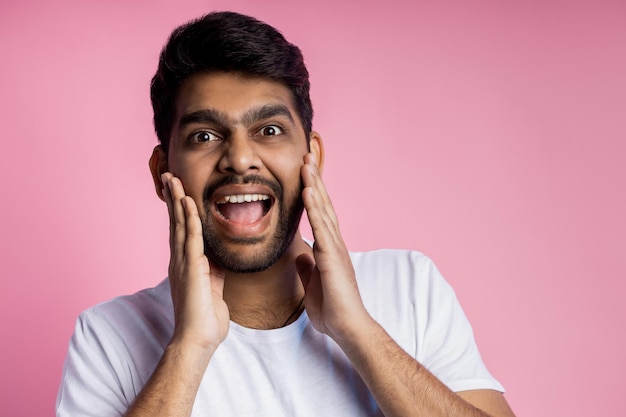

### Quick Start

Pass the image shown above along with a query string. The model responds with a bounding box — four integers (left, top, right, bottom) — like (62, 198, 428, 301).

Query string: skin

(126, 71, 516, 416)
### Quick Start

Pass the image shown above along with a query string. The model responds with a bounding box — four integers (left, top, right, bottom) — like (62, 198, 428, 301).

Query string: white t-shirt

(56, 249, 504, 416)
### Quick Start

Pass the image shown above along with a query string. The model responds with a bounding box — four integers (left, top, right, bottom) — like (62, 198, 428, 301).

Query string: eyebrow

(178, 108, 230, 130)
(178, 104, 295, 131)
(241, 104, 295, 126)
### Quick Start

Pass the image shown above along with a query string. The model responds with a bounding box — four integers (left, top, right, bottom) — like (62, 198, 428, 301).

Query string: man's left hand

(296, 152, 374, 344)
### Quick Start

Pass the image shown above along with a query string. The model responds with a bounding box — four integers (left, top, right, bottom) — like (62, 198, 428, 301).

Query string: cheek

(273, 142, 308, 170)
(280, 165, 306, 206)
(269, 152, 305, 186)
(168, 155, 213, 202)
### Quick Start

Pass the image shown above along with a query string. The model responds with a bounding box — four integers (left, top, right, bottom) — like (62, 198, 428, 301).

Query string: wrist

(167, 333, 219, 369)
(329, 313, 381, 353)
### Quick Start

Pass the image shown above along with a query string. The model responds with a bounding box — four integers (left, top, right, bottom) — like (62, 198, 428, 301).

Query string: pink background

(1, 0, 624, 416)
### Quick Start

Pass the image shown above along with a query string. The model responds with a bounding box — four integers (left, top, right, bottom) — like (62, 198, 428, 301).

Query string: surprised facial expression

(163, 72, 315, 272)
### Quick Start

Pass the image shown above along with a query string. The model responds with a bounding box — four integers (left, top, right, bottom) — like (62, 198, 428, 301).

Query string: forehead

(174, 72, 300, 126)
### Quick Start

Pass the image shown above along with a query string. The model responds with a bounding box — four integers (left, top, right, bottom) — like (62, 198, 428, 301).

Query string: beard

(200, 174, 304, 273)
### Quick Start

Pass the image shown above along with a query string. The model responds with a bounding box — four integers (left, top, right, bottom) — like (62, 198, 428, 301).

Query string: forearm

(124, 340, 215, 417)
(336, 319, 494, 417)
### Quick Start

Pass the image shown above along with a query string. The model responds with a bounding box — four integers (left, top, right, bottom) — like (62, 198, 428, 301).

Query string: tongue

(219, 201, 266, 224)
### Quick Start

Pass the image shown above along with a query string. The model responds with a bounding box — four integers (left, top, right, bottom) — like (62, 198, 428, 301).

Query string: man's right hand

(161, 172, 229, 352)
(124, 174, 229, 416)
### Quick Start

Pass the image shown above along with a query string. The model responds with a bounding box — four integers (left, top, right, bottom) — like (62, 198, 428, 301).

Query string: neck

(222, 233, 310, 329)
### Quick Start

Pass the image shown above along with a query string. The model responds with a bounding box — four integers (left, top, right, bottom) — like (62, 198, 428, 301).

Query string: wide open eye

(190, 130, 221, 143)
(258, 125, 284, 136)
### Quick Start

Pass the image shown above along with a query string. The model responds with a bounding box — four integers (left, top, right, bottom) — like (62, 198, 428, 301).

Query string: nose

(217, 131, 260, 175)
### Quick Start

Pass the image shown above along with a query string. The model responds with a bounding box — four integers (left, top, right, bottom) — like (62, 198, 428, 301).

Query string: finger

(295, 253, 316, 291)
(301, 162, 343, 252)
(181, 196, 227, 303)
(302, 154, 338, 225)
(181, 196, 205, 263)
(161, 173, 176, 256)
(209, 261, 226, 299)
(296, 253, 323, 314)
(166, 175, 187, 271)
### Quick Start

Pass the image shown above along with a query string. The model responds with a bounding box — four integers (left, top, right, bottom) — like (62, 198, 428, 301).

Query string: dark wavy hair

(150, 11, 313, 151)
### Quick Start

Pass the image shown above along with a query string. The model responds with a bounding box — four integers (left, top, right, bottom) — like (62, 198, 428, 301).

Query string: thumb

(295, 253, 316, 290)
(209, 262, 226, 297)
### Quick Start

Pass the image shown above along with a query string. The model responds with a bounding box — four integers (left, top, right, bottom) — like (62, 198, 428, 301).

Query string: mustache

(203, 175, 283, 202)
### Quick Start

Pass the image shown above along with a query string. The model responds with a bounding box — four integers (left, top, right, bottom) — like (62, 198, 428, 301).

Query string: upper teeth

(218, 194, 270, 204)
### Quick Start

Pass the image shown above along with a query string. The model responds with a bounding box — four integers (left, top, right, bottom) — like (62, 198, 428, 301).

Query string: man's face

(159, 72, 316, 272)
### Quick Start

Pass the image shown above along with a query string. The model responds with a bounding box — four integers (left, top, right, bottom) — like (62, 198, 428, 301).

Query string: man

(57, 11, 515, 417)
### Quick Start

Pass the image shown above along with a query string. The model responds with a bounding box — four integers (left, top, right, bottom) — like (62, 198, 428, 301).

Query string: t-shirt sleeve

(415, 254, 505, 393)
(56, 311, 131, 417)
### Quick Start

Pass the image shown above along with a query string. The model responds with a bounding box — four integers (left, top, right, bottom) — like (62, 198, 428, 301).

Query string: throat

(229, 298, 305, 330)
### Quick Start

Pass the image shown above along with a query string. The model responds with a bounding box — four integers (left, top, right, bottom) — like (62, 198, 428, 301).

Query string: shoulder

(349, 248, 463, 348)
(349, 248, 450, 294)
(58, 280, 173, 414)
(350, 248, 434, 269)
(83, 278, 171, 316)
(75, 279, 174, 347)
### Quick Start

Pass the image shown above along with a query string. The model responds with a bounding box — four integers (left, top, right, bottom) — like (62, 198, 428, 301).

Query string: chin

(205, 236, 288, 274)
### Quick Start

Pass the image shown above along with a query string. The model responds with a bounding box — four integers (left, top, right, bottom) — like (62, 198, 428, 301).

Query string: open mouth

(215, 194, 273, 225)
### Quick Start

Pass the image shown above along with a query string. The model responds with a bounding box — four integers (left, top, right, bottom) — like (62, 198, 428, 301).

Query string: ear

(308, 131, 325, 175)
(148, 145, 168, 202)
